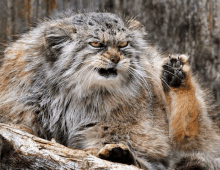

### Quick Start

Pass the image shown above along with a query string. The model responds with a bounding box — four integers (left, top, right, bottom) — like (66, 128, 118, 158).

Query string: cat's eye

(89, 42, 102, 48)
(118, 42, 128, 48)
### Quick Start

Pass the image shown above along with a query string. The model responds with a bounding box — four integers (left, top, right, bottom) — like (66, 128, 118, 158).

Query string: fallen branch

(0, 123, 140, 170)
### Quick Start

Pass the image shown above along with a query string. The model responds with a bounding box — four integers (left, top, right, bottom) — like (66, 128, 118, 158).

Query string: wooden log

(0, 123, 140, 170)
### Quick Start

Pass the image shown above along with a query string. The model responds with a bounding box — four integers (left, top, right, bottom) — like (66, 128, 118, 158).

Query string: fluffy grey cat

(0, 11, 220, 169)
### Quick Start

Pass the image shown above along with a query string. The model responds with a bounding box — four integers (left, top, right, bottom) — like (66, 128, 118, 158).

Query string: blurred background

(0, 0, 220, 104)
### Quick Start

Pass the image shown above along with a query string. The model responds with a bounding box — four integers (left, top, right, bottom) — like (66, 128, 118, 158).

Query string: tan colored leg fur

(164, 55, 200, 144)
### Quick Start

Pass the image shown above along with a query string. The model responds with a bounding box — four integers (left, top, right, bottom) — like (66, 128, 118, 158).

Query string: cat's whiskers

(132, 61, 178, 89)
(128, 67, 153, 101)
(132, 62, 170, 91)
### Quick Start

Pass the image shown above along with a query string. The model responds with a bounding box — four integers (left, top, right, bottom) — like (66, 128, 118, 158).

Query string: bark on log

(0, 123, 140, 170)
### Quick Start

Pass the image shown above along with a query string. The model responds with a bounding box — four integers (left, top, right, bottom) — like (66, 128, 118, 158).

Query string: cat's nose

(110, 56, 120, 64)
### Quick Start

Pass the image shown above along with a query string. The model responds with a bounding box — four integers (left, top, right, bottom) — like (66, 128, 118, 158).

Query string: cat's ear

(43, 24, 75, 62)
(127, 19, 147, 38)
(127, 19, 143, 31)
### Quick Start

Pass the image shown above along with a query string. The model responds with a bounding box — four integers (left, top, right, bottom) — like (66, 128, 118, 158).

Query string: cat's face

(44, 13, 148, 93)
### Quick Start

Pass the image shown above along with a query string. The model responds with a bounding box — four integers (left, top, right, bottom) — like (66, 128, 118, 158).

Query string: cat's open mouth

(97, 68, 117, 78)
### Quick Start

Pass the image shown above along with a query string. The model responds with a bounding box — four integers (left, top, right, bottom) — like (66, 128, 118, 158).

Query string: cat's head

(42, 12, 150, 95)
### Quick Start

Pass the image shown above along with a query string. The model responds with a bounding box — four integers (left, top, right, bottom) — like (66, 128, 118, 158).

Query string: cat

(0, 11, 220, 169)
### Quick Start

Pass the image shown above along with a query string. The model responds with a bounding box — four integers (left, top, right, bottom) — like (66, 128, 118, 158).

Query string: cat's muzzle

(98, 67, 117, 78)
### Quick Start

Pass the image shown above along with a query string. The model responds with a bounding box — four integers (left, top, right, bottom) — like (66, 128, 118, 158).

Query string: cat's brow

(88, 36, 100, 40)
(126, 35, 132, 39)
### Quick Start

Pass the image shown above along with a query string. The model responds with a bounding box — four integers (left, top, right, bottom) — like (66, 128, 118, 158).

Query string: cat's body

(0, 12, 219, 169)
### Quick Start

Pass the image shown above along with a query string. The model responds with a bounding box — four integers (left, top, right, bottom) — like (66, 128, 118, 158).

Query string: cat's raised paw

(162, 54, 189, 91)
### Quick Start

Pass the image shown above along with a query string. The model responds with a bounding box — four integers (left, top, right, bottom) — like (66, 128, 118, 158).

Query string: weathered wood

(30, 0, 38, 25)
(47, 0, 59, 16)
(38, 0, 47, 19)
(0, 123, 140, 170)
(0, 0, 7, 60)
(15, 0, 30, 34)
